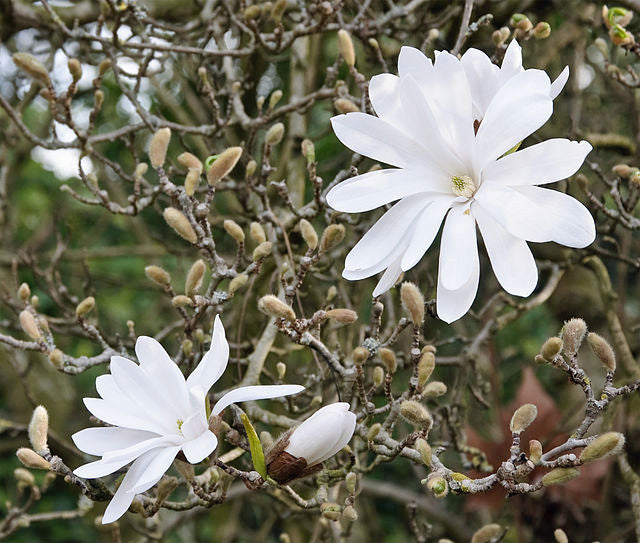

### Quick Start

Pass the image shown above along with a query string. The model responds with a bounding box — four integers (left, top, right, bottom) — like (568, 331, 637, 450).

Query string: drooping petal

(499, 40, 523, 84)
(474, 69, 552, 175)
(474, 203, 538, 296)
(128, 446, 181, 494)
(436, 252, 480, 324)
(550, 66, 570, 99)
(182, 430, 218, 464)
(438, 205, 479, 291)
(368, 73, 401, 121)
(482, 139, 592, 186)
(460, 47, 500, 120)
(212, 384, 304, 416)
(327, 169, 449, 214)
(372, 255, 403, 297)
(72, 427, 158, 457)
(185, 315, 229, 393)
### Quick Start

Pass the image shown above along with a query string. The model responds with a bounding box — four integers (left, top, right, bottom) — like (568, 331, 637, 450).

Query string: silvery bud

(28, 405, 49, 454)
(207, 147, 242, 186)
(319, 224, 345, 252)
(253, 241, 273, 260)
(337, 29, 356, 66)
(554, 529, 568, 543)
(326, 308, 358, 324)
(561, 318, 588, 353)
(149, 127, 171, 169)
(423, 381, 447, 398)
(540, 337, 563, 361)
(400, 400, 432, 427)
(471, 524, 502, 543)
(529, 440, 542, 464)
(16, 448, 51, 470)
(75, 296, 95, 318)
(587, 332, 616, 372)
(229, 274, 249, 295)
(400, 282, 425, 326)
(224, 219, 245, 244)
(163, 208, 197, 243)
(145, 265, 171, 286)
(580, 432, 625, 462)
(258, 294, 295, 321)
(20, 310, 41, 340)
(510, 403, 538, 433)
(299, 219, 318, 250)
(185, 259, 206, 296)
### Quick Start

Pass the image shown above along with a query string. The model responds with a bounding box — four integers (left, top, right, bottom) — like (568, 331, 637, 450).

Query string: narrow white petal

(482, 139, 592, 186)
(439, 205, 479, 291)
(368, 73, 401, 121)
(342, 237, 408, 281)
(186, 315, 229, 393)
(474, 70, 552, 175)
(436, 254, 480, 324)
(327, 169, 450, 214)
(474, 203, 538, 296)
(550, 66, 570, 99)
(398, 46, 433, 80)
(460, 48, 500, 120)
(372, 255, 403, 297)
(212, 385, 304, 416)
(182, 430, 218, 464)
(499, 40, 523, 84)
(72, 427, 158, 456)
(128, 446, 181, 494)
(180, 400, 208, 441)
(74, 458, 129, 479)
(83, 398, 165, 434)
(101, 436, 179, 465)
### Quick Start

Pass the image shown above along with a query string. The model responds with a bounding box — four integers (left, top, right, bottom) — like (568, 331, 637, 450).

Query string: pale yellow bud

(16, 448, 51, 470)
(417, 351, 436, 388)
(276, 361, 286, 380)
(367, 423, 381, 440)
(326, 308, 358, 324)
(580, 432, 625, 462)
(250, 222, 267, 244)
(379, 347, 396, 373)
(327, 285, 337, 302)
(145, 265, 171, 286)
(20, 310, 41, 340)
(246, 160, 257, 178)
(373, 366, 384, 387)
(163, 207, 197, 243)
(400, 282, 424, 326)
(529, 440, 543, 464)
(99, 59, 111, 76)
(185, 259, 206, 296)
(253, 241, 273, 260)
(18, 283, 31, 302)
(554, 529, 568, 543)
(510, 403, 537, 433)
(244, 4, 261, 19)
(471, 524, 502, 543)
(425, 474, 448, 498)
(177, 152, 203, 172)
(258, 295, 295, 321)
(75, 296, 95, 318)
(342, 505, 358, 521)
(48, 348, 64, 370)
(320, 502, 341, 521)
(299, 219, 318, 250)
(229, 274, 249, 295)
(532, 21, 551, 39)
(334, 98, 359, 113)
(345, 472, 357, 493)
(320, 224, 345, 252)
(269, 89, 283, 108)
(352, 346, 369, 366)
(149, 127, 171, 169)
(134, 162, 148, 180)
(542, 467, 580, 486)
(14, 467, 35, 486)
(337, 29, 356, 66)
(184, 168, 201, 196)
(13, 52, 50, 84)
(265, 123, 285, 146)
(224, 219, 245, 244)
(423, 381, 447, 398)
(400, 400, 432, 427)
(301, 139, 315, 163)
(172, 295, 193, 307)
(182, 339, 193, 357)
(541, 337, 563, 361)
(587, 332, 616, 372)
(415, 438, 432, 467)
(207, 147, 242, 186)
(28, 405, 49, 453)
(68, 58, 82, 82)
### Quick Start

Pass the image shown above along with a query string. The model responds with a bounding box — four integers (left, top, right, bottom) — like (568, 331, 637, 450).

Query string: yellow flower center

(450, 175, 476, 199)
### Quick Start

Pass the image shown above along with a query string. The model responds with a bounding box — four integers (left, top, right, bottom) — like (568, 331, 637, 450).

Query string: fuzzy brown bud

(554, 529, 568, 543)
(471, 524, 502, 543)
(379, 348, 396, 373)
(510, 403, 538, 433)
(253, 241, 273, 260)
(184, 168, 201, 197)
(145, 265, 171, 286)
(337, 29, 356, 66)
(541, 337, 563, 361)
(207, 147, 242, 186)
(400, 400, 432, 427)
(163, 208, 197, 243)
(542, 467, 580, 486)
(224, 219, 245, 244)
(265, 123, 285, 146)
(334, 98, 359, 114)
(177, 152, 203, 172)
(258, 295, 295, 321)
(580, 432, 625, 462)
(13, 52, 50, 84)
(319, 224, 345, 252)
(561, 318, 587, 355)
(149, 127, 171, 169)
(16, 448, 51, 470)
(18, 283, 31, 302)
(400, 282, 424, 326)
(28, 406, 49, 453)
(418, 351, 436, 388)
(185, 260, 206, 296)
(229, 274, 249, 295)
(299, 219, 318, 250)
(326, 308, 358, 324)
(415, 438, 432, 467)
(373, 366, 384, 387)
(529, 440, 543, 464)
(423, 381, 447, 398)
(352, 346, 369, 366)
(68, 58, 82, 82)
(75, 296, 95, 318)
(20, 310, 41, 340)
(172, 295, 192, 307)
(250, 222, 267, 244)
(587, 332, 616, 372)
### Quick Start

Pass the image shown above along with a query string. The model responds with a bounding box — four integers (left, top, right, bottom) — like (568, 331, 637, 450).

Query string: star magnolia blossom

(72, 316, 303, 523)
(327, 42, 595, 323)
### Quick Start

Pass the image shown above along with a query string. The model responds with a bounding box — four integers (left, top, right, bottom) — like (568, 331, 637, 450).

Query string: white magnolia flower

(72, 315, 303, 523)
(266, 402, 356, 483)
(327, 44, 595, 323)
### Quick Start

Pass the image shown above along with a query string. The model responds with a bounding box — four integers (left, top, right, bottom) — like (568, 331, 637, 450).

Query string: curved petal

(186, 315, 229, 393)
(474, 69, 552, 175)
(327, 169, 450, 214)
(72, 427, 158, 457)
(101, 436, 180, 465)
(439, 205, 479, 291)
(460, 47, 500, 120)
(181, 391, 208, 441)
(128, 446, 181, 494)
(499, 40, 523, 84)
(482, 139, 592, 186)
(372, 255, 403, 297)
(314, 411, 357, 464)
(436, 253, 480, 324)
(182, 430, 218, 464)
(342, 235, 408, 281)
(212, 384, 304, 416)
(550, 66, 570, 99)
(474, 202, 538, 296)
(398, 46, 433, 81)
(368, 73, 401, 121)
(83, 398, 166, 434)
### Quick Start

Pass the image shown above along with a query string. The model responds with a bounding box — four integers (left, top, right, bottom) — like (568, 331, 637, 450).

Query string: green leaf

(240, 413, 267, 479)
(204, 154, 219, 172)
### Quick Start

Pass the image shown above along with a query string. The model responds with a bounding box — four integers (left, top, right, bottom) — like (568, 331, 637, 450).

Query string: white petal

(180, 396, 208, 441)
(94, 375, 148, 419)
(331, 113, 428, 169)
(101, 436, 179, 464)
(327, 169, 450, 214)
(372, 255, 403, 297)
(436, 253, 480, 323)
(460, 48, 500, 120)
(74, 459, 130, 479)
(439, 205, 479, 291)
(400, 196, 455, 271)
(398, 46, 433, 81)
(344, 194, 432, 272)
(72, 427, 158, 456)
(368, 73, 401, 121)
(313, 411, 357, 464)
(474, 203, 538, 296)
(474, 70, 552, 175)
(186, 315, 229, 393)
(212, 384, 304, 416)
(182, 430, 218, 464)
(499, 40, 523, 84)
(83, 398, 165, 434)
(128, 446, 181, 494)
(342, 237, 408, 281)
(482, 139, 592, 186)
(550, 66, 570, 99)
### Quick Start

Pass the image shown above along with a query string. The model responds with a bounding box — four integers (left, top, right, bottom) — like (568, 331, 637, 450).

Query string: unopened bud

(14, 467, 35, 486)
(511, 13, 532, 31)
(418, 351, 436, 387)
(182, 339, 193, 356)
(612, 163, 632, 177)
(471, 524, 502, 543)
(18, 283, 31, 302)
(326, 308, 357, 324)
(75, 296, 95, 318)
(425, 474, 448, 498)
(163, 207, 197, 243)
(172, 295, 192, 307)
(224, 219, 245, 244)
(185, 260, 206, 296)
(28, 405, 49, 453)
(529, 440, 543, 464)
(373, 366, 384, 387)
(16, 448, 50, 470)
(177, 152, 203, 172)
(320, 224, 345, 252)
(276, 361, 286, 379)
(99, 59, 112, 76)
(492, 27, 510, 46)
(379, 348, 396, 373)
(610, 24, 634, 46)
(207, 147, 242, 186)
(155, 476, 178, 504)
(299, 219, 318, 250)
(400, 400, 432, 427)
(352, 346, 369, 366)
(532, 21, 551, 39)
(244, 4, 261, 19)
(20, 310, 41, 340)
(229, 274, 249, 295)
(400, 282, 424, 326)
(184, 168, 201, 196)
(342, 505, 358, 521)
(258, 295, 295, 321)
(334, 98, 359, 113)
(301, 139, 315, 163)
(48, 348, 64, 369)
(554, 529, 568, 543)
(541, 337, 563, 361)
(174, 459, 195, 481)
(145, 265, 171, 286)
(250, 222, 267, 244)
(320, 502, 341, 521)
(253, 241, 273, 260)
(149, 127, 171, 169)
(246, 160, 257, 178)
(595, 37, 609, 58)
(367, 423, 381, 440)
(13, 52, 50, 84)
(542, 467, 580, 486)
(423, 381, 447, 398)
(269, 89, 283, 109)
(68, 58, 82, 82)
(587, 332, 616, 372)
(265, 123, 285, 146)
(337, 29, 356, 66)
(510, 404, 537, 433)
(580, 432, 625, 462)
(415, 438, 432, 467)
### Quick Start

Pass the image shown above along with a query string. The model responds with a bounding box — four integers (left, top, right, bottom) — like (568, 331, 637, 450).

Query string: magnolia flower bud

(471, 524, 502, 543)
(244, 4, 261, 19)
(299, 219, 318, 250)
(415, 438, 432, 467)
(540, 337, 563, 361)
(14, 467, 36, 486)
(423, 381, 447, 398)
(400, 400, 432, 427)
(253, 241, 273, 260)
(16, 448, 51, 470)
(276, 361, 286, 380)
(326, 308, 358, 324)
(379, 348, 396, 373)
(269, 89, 283, 109)
(587, 332, 616, 372)
(529, 439, 543, 464)
(145, 265, 171, 286)
(177, 152, 203, 172)
(373, 366, 384, 387)
(18, 282, 31, 302)
(155, 476, 178, 504)
(533, 21, 551, 39)
(342, 505, 358, 521)
(75, 296, 95, 318)
(258, 294, 295, 321)
(20, 310, 41, 340)
(149, 127, 171, 169)
(320, 224, 345, 252)
(174, 458, 195, 481)
(610, 24, 634, 46)
(265, 123, 285, 146)
(48, 348, 64, 370)
(337, 29, 356, 66)
(554, 529, 568, 543)
(172, 295, 192, 307)
(334, 98, 359, 113)
(28, 405, 49, 453)
(511, 13, 532, 31)
(266, 403, 356, 484)
(352, 346, 369, 366)
(207, 147, 242, 186)
(224, 219, 245, 244)
(163, 208, 197, 243)
(425, 474, 448, 498)
(367, 422, 381, 440)
(321, 502, 341, 521)
(184, 168, 201, 196)
(301, 139, 315, 163)
(185, 259, 206, 296)
(345, 471, 357, 493)
(418, 351, 436, 387)
(250, 222, 267, 244)
(580, 432, 625, 462)
(68, 58, 82, 82)
(245, 160, 257, 178)
(492, 26, 510, 46)
(542, 467, 580, 486)
(13, 52, 50, 84)
(229, 274, 249, 295)
(400, 282, 424, 326)
(510, 404, 537, 433)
